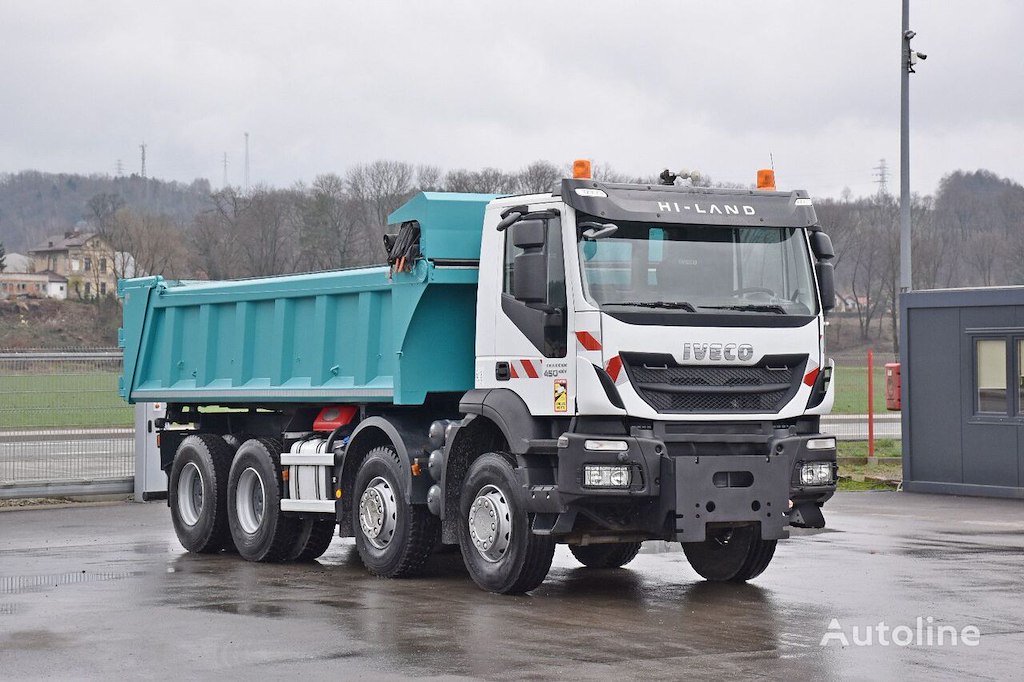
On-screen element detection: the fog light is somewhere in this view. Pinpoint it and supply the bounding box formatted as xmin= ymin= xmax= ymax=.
xmin=807 ymin=437 xmax=836 ymax=450
xmin=583 ymin=464 xmax=632 ymax=488
xmin=800 ymin=462 xmax=834 ymax=486
xmin=584 ymin=439 xmax=629 ymax=452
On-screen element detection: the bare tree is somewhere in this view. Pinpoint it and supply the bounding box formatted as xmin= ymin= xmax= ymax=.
xmin=298 ymin=173 xmax=356 ymax=270
xmin=414 ymin=165 xmax=444 ymax=192
xmin=347 ymin=160 xmax=415 ymax=228
xmin=515 ymin=161 xmax=560 ymax=194
xmin=234 ymin=185 xmax=304 ymax=277
xmin=189 ymin=189 xmax=245 ymax=279
xmin=443 ymin=167 xmax=517 ymax=194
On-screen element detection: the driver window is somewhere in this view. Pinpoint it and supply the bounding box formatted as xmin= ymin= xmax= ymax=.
xmin=501 ymin=218 xmax=567 ymax=358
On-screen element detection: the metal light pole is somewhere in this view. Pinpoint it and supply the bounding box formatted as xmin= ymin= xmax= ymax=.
xmin=900 ymin=1 xmax=926 ymax=293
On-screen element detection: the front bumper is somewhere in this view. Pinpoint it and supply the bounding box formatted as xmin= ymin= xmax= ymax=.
xmin=525 ymin=426 xmax=836 ymax=543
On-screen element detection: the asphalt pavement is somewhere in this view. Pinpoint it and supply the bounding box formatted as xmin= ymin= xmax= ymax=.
xmin=1 ymin=492 xmax=1022 ymax=680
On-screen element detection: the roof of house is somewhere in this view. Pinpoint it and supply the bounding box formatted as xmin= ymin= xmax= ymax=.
xmin=29 ymin=231 xmax=100 ymax=254
xmin=0 ymin=270 xmax=67 ymax=283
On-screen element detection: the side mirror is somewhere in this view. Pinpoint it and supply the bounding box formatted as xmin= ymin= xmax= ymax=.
xmin=816 ymin=261 xmax=836 ymax=313
xmin=579 ymin=221 xmax=618 ymax=240
xmin=512 ymin=220 xmax=546 ymax=249
xmin=810 ymin=231 xmax=834 ymax=260
xmin=512 ymin=219 xmax=548 ymax=303
xmin=514 ymin=253 xmax=547 ymax=302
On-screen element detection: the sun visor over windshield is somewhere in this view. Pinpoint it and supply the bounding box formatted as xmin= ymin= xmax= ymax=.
xmin=561 ymin=179 xmax=818 ymax=230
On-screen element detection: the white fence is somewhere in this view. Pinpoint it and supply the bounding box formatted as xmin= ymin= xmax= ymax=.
xmin=0 ymin=350 xmax=133 ymax=499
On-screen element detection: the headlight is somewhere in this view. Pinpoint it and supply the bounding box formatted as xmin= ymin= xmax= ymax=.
xmin=583 ymin=464 xmax=632 ymax=488
xmin=806 ymin=437 xmax=836 ymax=450
xmin=800 ymin=462 xmax=834 ymax=486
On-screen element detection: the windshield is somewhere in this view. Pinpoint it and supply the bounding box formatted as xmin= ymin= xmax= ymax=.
xmin=577 ymin=217 xmax=818 ymax=315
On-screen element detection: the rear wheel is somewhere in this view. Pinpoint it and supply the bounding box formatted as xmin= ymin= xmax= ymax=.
xmin=169 ymin=434 xmax=235 ymax=553
xmin=569 ymin=542 xmax=643 ymax=569
xmin=227 ymin=438 xmax=301 ymax=562
xmin=458 ymin=453 xmax=555 ymax=595
xmin=353 ymin=446 xmax=439 ymax=577
xmin=288 ymin=517 xmax=337 ymax=562
xmin=682 ymin=525 xmax=776 ymax=582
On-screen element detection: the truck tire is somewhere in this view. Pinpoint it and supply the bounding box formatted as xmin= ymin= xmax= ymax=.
xmin=353 ymin=446 xmax=439 ymax=578
xmin=569 ymin=542 xmax=643 ymax=569
xmin=681 ymin=525 xmax=777 ymax=582
xmin=287 ymin=517 xmax=337 ymax=562
xmin=227 ymin=438 xmax=301 ymax=562
xmin=169 ymin=434 xmax=236 ymax=554
xmin=458 ymin=453 xmax=555 ymax=595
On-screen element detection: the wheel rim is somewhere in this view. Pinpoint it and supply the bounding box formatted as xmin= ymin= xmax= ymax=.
xmin=468 ymin=484 xmax=512 ymax=563
xmin=235 ymin=467 xmax=266 ymax=535
xmin=177 ymin=462 xmax=204 ymax=526
xmin=359 ymin=476 xmax=397 ymax=549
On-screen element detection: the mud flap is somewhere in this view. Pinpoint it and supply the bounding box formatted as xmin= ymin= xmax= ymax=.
xmin=673 ymin=447 xmax=797 ymax=543
xmin=789 ymin=502 xmax=826 ymax=528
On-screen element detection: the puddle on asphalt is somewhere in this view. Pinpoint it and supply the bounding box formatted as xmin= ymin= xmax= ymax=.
xmin=900 ymin=535 xmax=1024 ymax=559
xmin=188 ymin=601 xmax=288 ymax=618
xmin=0 ymin=571 xmax=140 ymax=594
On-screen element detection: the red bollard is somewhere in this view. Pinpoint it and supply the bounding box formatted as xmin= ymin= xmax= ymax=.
xmin=867 ymin=350 xmax=875 ymax=460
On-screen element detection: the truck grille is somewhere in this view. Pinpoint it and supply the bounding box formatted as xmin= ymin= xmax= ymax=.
xmin=619 ymin=353 xmax=806 ymax=414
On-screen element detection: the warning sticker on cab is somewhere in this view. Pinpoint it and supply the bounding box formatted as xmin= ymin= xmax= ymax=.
xmin=554 ymin=379 xmax=567 ymax=412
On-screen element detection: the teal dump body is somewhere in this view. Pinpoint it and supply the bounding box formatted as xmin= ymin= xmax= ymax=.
xmin=119 ymin=192 xmax=496 ymax=406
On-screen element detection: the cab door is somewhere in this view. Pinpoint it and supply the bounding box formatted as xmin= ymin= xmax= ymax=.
xmin=484 ymin=210 xmax=574 ymax=416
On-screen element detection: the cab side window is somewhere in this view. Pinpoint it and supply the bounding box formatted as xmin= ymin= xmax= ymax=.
xmin=501 ymin=217 xmax=567 ymax=358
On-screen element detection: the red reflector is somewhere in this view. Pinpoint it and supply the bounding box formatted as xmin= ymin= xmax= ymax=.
xmin=313 ymin=405 xmax=358 ymax=432
xmin=606 ymin=355 xmax=623 ymax=382
xmin=575 ymin=331 xmax=603 ymax=351
xmin=803 ymin=368 xmax=820 ymax=387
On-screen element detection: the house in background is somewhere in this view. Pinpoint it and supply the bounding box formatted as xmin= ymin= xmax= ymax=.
xmin=28 ymin=231 xmax=120 ymax=298
xmin=0 ymin=271 xmax=68 ymax=300
xmin=2 ymin=252 xmax=33 ymax=273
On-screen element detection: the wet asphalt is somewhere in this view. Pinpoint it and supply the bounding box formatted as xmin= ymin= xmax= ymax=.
xmin=1 ymin=492 xmax=1022 ymax=681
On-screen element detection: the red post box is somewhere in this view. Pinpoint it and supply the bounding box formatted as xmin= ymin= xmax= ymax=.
xmin=885 ymin=362 xmax=901 ymax=411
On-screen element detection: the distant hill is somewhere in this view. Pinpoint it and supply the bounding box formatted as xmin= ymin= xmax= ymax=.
xmin=0 ymin=171 xmax=212 ymax=252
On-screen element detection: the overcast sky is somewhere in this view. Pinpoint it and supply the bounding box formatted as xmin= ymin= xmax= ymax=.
xmin=1 ymin=1 xmax=1022 ymax=198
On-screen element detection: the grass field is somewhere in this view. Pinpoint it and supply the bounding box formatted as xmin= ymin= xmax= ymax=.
xmin=831 ymin=364 xmax=892 ymax=415
xmin=0 ymin=372 xmax=132 ymax=430
xmin=836 ymin=438 xmax=902 ymax=490
xmin=0 ymin=362 xmax=891 ymax=429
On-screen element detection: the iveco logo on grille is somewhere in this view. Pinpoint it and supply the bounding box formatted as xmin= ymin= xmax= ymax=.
xmin=683 ymin=343 xmax=754 ymax=362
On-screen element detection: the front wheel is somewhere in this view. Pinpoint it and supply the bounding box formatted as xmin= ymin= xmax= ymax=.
xmin=682 ymin=525 xmax=776 ymax=582
xmin=352 ymin=447 xmax=439 ymax=577
xmin=569 ymin=542 xmax=642 ymax=569
xmin=458 ymin=453 xmax=554 ymax=595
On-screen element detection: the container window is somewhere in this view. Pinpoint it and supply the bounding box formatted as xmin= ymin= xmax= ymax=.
xmin=975 ymin=339 xmax=1007 ymax=413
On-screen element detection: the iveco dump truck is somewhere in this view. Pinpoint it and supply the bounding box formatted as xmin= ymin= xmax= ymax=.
xmin=119 ymin=163 xmax=838 ymax=594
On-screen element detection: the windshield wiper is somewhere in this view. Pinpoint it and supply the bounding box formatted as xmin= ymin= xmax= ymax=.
xmin=700 ymin=304 xmax=787 ymax=314
xmin=604 ymin=301 xmax=696 ymax=312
